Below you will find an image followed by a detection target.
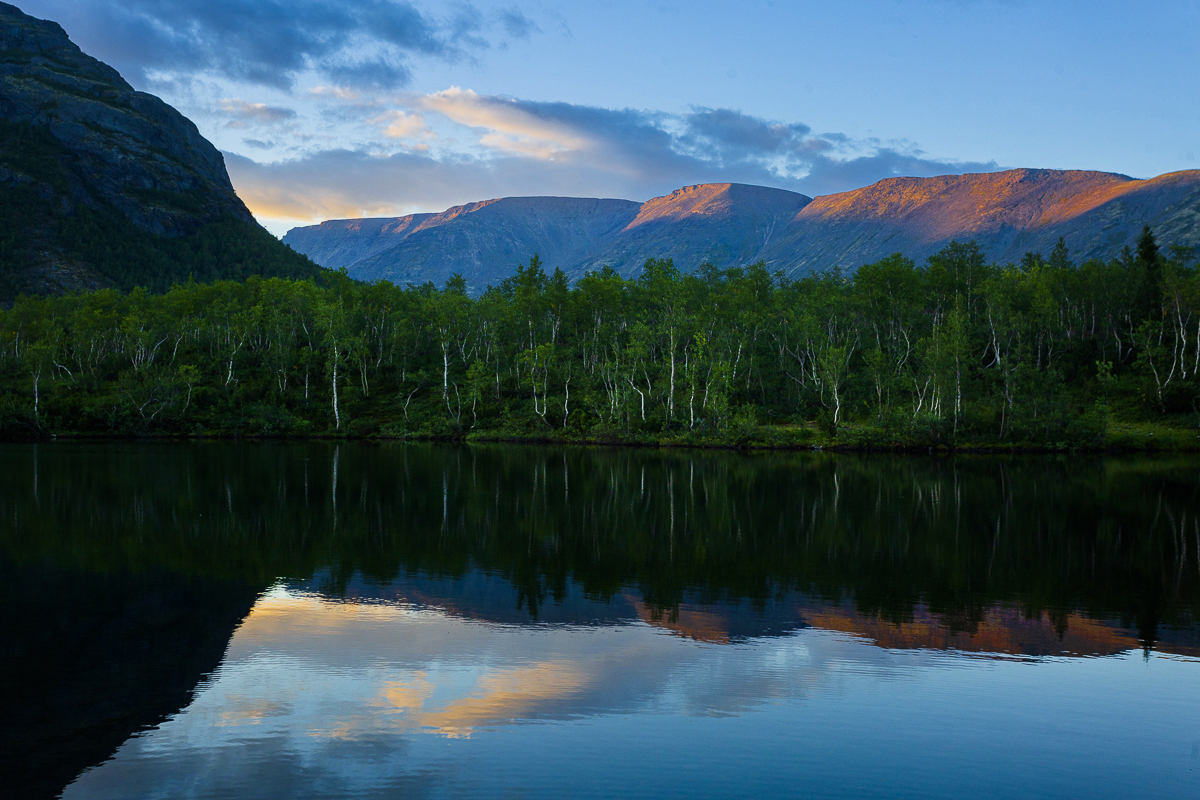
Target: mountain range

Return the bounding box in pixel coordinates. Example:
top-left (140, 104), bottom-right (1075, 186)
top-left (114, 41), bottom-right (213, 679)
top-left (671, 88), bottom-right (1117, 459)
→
top-left (0, 2), bottom-right (318, 302)
top-left (285, 169), bottom-right (1200, 291)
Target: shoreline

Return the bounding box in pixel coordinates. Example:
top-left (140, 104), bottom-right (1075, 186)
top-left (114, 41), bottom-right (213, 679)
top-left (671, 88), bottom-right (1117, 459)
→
top-left (6, 428), bottom-right (1199, 455)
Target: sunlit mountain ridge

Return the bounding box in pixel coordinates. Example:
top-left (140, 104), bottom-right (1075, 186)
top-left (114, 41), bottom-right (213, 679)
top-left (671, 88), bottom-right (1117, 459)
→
top-left (284, 169), bottom-right (1200, 292)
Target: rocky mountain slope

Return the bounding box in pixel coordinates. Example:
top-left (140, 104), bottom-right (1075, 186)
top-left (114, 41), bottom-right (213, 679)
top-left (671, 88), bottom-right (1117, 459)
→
top-left (286, 169), bottom-right (1200, 289)
top-left (574, 183), bottom-right (810, 277)
top-left (0, 2), bottom-right (320, 301)
top-left (765, 168), bottom-right (1200, 272)
top-left (285, 185), bottom-right (808, 291)
top-left (319, 197), bottom-right (642, 291)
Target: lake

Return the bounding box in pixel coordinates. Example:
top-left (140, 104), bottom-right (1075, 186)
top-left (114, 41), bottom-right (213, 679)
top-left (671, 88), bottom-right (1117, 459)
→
top-left (2, 443), bottom-right (1198, 799)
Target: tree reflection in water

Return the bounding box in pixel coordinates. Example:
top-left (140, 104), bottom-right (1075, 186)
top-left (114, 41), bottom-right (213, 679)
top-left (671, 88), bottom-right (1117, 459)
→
top-left (1, 443), bottom-right (1198, 797)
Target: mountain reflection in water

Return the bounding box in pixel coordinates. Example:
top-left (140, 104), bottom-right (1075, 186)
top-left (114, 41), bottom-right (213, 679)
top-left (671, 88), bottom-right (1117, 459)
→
top-left (1, 443), bottom-right (1198, 799)
top-left (295, 569), bottom-right (1200, 659)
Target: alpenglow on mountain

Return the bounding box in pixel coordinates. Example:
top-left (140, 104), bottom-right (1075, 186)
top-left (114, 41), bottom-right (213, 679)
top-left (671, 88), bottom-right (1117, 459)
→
top-left (0, 2), bottom-right (320, 301)
top-left (285, 170), bottom-right (1200, 292)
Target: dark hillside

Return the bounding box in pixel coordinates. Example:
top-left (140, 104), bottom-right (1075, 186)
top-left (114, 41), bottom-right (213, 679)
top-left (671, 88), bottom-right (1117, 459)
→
top-left (0, 3), bottom-right (321, 301)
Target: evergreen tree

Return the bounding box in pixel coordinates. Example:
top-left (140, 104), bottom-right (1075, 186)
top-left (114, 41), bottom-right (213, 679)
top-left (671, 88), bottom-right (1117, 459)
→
top-left (1136, 225), bottom-right (1162, 319)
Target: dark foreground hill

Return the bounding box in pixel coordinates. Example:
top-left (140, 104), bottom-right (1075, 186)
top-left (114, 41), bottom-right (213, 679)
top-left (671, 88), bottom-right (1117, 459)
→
top-left (285, 170), bottom-right (1200, 290)
top-left (0, 2), bottom-right (321, 302)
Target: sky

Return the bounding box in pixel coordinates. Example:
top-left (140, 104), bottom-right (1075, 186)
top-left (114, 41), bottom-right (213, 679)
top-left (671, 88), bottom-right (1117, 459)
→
top-left (19, 0), bottom-right (1200, 235)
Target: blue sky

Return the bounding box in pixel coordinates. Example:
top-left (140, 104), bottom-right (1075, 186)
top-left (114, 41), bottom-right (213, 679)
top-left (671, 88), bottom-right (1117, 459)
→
top-left (20, 0), bottom-right (1200, 234)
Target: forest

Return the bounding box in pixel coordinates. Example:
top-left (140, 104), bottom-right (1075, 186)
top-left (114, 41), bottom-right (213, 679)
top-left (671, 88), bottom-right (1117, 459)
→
top-left (1, 227), bottom-right (1198, 448)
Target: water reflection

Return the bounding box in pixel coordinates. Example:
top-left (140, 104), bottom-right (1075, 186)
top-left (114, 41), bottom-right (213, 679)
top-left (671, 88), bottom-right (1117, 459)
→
top-left (1, 443), bottom-right (1199, 798)
top-left (293, 569), bottom-right (1200, 658)
top-left (58, 585), bottom-right (1200, 799)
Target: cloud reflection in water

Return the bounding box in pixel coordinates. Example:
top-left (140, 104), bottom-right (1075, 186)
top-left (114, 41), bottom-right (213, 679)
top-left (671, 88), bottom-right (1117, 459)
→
top-left (63, 582), bottom-right (1200, 800)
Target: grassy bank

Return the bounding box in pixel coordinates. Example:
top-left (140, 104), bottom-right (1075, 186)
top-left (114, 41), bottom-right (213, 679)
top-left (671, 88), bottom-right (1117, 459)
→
top-left (29, 415), bottom-right (1200, 454)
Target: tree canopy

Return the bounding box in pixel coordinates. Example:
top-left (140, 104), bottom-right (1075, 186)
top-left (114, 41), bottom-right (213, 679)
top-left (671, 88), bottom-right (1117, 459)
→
top-left (2, 233), bottom-right (1198, 447)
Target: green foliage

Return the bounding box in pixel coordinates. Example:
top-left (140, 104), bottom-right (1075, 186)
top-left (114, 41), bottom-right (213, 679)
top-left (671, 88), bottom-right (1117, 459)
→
top-left (1, 234), bottom-right (1198, 448)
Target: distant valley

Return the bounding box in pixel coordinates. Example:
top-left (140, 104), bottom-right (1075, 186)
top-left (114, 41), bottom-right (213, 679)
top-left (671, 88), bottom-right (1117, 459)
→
top-left (285, 169), bottom-right (1200, 291)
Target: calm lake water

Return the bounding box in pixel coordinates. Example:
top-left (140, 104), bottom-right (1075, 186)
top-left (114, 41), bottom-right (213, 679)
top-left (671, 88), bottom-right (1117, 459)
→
top-left (2, 443), bottom-right (1199, 799)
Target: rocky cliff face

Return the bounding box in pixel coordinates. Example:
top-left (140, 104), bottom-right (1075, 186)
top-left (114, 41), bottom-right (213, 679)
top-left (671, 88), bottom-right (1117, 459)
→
top-left (0, 2), bottom-right (317, 300)
top-left (285, 169), bottom-right (1200, 290)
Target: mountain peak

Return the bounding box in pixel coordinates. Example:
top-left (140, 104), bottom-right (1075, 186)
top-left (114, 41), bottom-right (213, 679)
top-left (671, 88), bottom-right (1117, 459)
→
top-left (628, 183), bottom-right (811, 230)
top-left (799, 168), bottom-right (1141, 236)
top-left (0, 2), bottom-right (130, 89)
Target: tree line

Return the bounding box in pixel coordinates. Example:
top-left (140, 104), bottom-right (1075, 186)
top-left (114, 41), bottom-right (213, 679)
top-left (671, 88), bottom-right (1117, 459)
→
top-left (1, 227), bottom-right (1197, 445)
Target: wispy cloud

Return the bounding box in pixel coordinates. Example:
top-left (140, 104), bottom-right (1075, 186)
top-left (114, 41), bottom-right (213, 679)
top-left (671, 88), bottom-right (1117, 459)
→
top-left (220, 98), bottom-right (298, 128)
top-left (415, 87), bottom-right (593, 157)
top-left (495, 6), bottom-right (539, 40)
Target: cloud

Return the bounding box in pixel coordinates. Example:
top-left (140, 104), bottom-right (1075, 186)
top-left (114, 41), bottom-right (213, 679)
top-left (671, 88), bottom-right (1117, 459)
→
top-left (680, 108), bottom-right (821, 162)
top-left (496, 7), bottom-right (539, 39)
top-left (308, 86), bottom-right (367, 102)
top-left (369, 109), bottom-right (435, 141)
top-left (17, 0), bottom-right (999, 234)
top-left (415, 88), bottom-right (589, 155)
top-left (20, 0), bottom-right (531, 90)
top-left (220, 98), bottom-right (298, 127)
top-left (225, 93), bottom-right (999, 230)
top-left (321, 58), bottom-right (417, 92)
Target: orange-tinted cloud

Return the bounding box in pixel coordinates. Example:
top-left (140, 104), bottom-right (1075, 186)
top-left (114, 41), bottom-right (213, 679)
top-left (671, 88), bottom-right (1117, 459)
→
top-left (417, 87), bottom-right (591, 158)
